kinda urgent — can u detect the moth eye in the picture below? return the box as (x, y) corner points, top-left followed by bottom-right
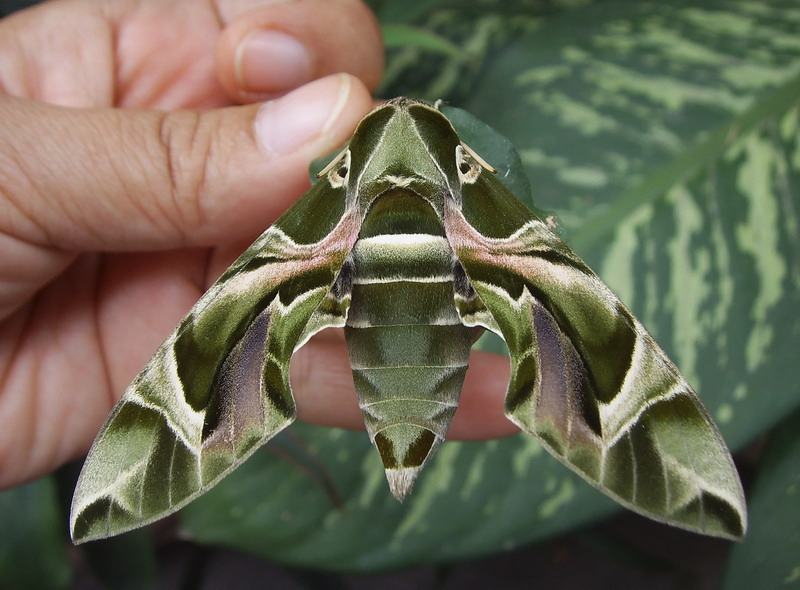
(326, 150), (351, 188)
(455, 145), (481, 184)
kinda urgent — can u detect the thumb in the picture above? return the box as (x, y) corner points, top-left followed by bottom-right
(0, 74), (372, 252)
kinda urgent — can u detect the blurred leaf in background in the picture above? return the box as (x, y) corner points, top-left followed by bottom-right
(723, 406), (800, 590)
(0, 478), (70, 590)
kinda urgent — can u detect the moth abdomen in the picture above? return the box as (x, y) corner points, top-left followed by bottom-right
(344, 190), (474, 499)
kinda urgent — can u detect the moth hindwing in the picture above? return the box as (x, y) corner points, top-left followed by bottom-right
(70, 97), (746, 543)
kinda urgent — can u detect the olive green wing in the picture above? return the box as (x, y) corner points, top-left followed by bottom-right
(445, 169), (746, 540)
(70, 178), (359, 543)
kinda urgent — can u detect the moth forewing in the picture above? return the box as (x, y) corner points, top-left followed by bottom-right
(443, 163), (746, 540)
(71, 97), (745, 544)
(70, 153), (360, 543)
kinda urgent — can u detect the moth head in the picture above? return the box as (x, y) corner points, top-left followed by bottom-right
(455, 143), (496, 185)
(316, 148), (351, 189)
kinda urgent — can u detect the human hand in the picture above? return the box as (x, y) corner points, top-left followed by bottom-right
(0, 0), (515, 490)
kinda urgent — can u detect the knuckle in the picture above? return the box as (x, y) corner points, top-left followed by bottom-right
(153, 110), (216, 242)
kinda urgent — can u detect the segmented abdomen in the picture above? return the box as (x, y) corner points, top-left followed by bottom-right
(344, 190), (475, 499)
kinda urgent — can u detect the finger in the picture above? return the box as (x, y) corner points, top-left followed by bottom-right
(215, 0), (383, 101)
(0, 0), (117, 106)
(0, 73), (371, 253)
(292, 334), (519, 440)
(0, 0), (228, 109)
(451, 350), (518, 439)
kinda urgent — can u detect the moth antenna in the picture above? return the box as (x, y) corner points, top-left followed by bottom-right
(461, 142), (497, 173)
(316, 146), (350, 178)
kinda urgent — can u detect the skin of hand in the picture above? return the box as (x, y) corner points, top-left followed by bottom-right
(0, 0), (515, 490)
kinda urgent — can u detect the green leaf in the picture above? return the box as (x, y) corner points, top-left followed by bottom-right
(181, 424), (619, 571)
(722, 407), (800, 589)
(382, 24), (467, 61)
(461, 0), (800, 230)
(0, 477), (70, 590)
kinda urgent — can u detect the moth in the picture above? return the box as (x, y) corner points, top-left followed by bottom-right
(71, 98), (746, 543)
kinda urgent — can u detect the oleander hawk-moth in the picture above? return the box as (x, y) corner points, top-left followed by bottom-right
(71, 98), (746, 543)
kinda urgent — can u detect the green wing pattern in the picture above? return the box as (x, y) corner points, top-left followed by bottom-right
(444, 169), (746, 540)
(70, 179), (359, 543)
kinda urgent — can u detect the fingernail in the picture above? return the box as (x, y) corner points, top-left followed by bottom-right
(255, 74), (352, 155)
(235, 29), (313, 94)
